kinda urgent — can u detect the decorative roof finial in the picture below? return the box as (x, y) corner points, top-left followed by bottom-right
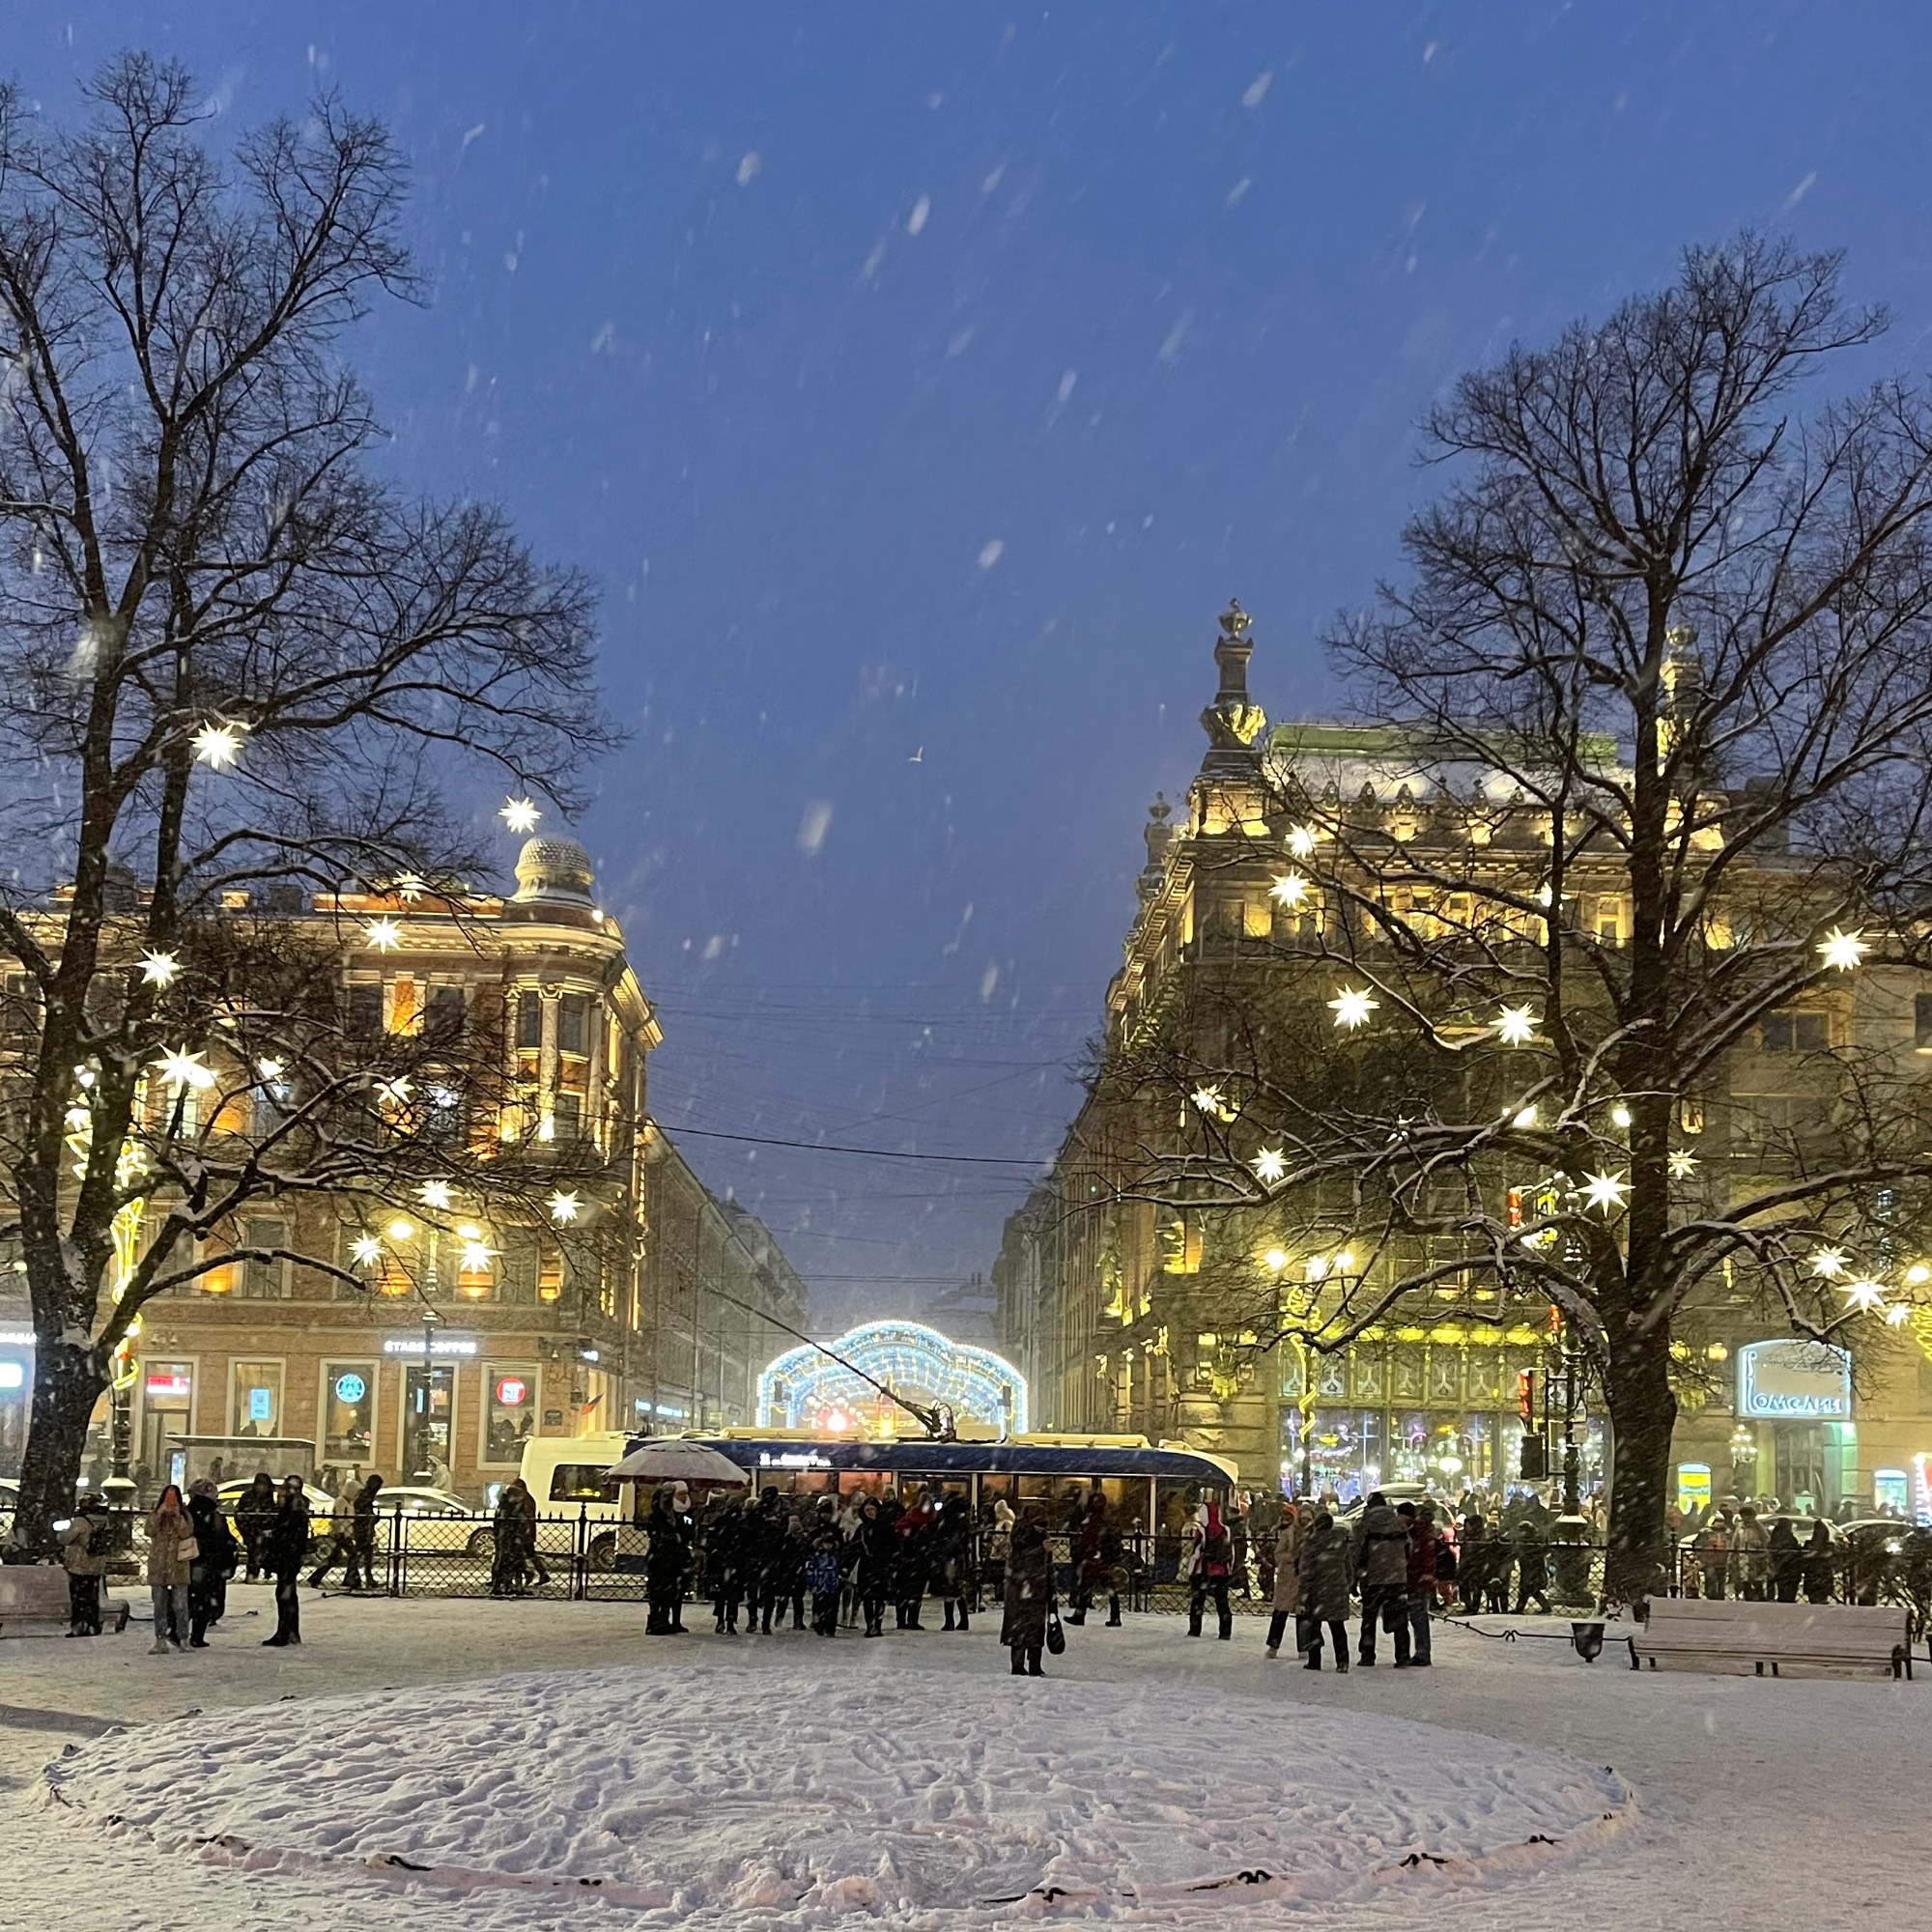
(1201, 598), (1266, 756)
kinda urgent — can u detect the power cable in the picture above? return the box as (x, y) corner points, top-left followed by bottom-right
(666, 1123), (1046, 1166)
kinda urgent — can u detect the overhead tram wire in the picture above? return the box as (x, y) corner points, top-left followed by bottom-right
(666, 1123), (1046, 1166)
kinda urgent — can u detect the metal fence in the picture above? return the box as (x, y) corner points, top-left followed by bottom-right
(189, 1512), (1932, 1639)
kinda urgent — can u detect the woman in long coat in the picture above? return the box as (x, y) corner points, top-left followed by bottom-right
(1001, 1511), (1053, 1676)
(1263, 1501), (1306, 1657)
(1296, 1510), (1355, 1672)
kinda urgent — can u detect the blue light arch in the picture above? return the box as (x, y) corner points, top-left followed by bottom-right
(757, 1321), (1029, 1435)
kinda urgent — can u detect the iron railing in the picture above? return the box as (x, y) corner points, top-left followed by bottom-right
(172, 1511), (1932, 1639)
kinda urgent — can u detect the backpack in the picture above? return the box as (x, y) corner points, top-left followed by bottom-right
(1203, 1527), (1232, 1577)
(1435, 1539), (1458, 1581)
(84, 1514), (112, 1557)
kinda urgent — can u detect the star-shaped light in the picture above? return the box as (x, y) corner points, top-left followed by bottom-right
(1582, 1171), (1628, 1214)
(1269, 871), (1309, 908)
(1842, 1278), (1887, 1313)
(190, 720), (245, 769)
(377, 1075), (413, 1107)
(1495, 1004), (1537, 1046)
(155, 1046), (215, 1093)
(364, 918), (403, 952)
(1808, 1248), (1846, 1279)
(1285, 824), (1319, 860)
(1885, 1302), (1913, 1327)
(139, 951), (179, 987)
(350, 1235), (384, 1267)
(1816, 927), (1867, 972)
(418, 1180), (452, 1210)
(428, 1085), (459, 1110)
(458, 1240), (497, 1275)
(1191, 1084), (1226, 1116)
(1329, 986), (1378, 1030)
(1667, 1149), (1699, 1179)
(547, 1190), (582, 1225)
(500, 796), (542, 834)
(392, 872), (425, 901)
(1251, 1147), (1287, 1186)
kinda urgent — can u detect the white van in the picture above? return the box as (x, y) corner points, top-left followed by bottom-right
(516, 1431), (639, 1566)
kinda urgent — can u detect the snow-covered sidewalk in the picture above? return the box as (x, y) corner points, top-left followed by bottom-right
(1, 1590), (1921, 1929)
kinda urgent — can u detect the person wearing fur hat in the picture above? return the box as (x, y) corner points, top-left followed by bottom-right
(1000, 1507), (1053, 1675)
(644, 1482), (693, 1634)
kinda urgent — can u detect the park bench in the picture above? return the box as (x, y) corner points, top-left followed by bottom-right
(0, 1565), (131, 1637)
(1630, 1596), (1912, 1679)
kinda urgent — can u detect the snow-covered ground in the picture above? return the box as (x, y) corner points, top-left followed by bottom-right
(1, 1588), (1922, 1929)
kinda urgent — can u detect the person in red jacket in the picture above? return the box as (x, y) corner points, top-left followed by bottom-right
(1399, 1501), (1439, 1667)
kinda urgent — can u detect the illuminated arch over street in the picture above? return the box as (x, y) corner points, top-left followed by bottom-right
(757, 1321), (1029, 1434)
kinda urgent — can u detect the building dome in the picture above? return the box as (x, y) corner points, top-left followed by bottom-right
(512, 836), (596, 905)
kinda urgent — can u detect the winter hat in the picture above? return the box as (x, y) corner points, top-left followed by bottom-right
(670, 1482), (690, 1508)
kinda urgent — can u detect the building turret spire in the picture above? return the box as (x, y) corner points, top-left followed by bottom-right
(1200, 598), (1267, 768)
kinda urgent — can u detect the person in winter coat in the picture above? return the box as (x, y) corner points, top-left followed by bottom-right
(892, 1495), (933, 1630)
(1350, 1492), (1409, 1665)
(1729, 1507), (1771, 1601)
(742, 1488), (784, 1634)
(1068, 1492), (1106, 1625)
(930, 1494), (976, 1633)
(185, 1480), (239, 1646)
(806, 1531), (842, 1635)
(1001, 1509), (1053, 1675)
(852, 1497), (897, 1636)
(307, 1487), (357, 1589)
(644, 1484), (693, 1634)
(492, 1481), (535, 1596)
(983, 1494), (1015, 1600)
(146, 1485), (194, 1653)
(263, 1476), (311, 1645)
(706, 1497), (749, 1634)
(1248, 1489), (1284, 1602)
(234, 1471), (278, 1581)
(347, 1473), (385, 1591)
(771, 1515), (811, 1632)
(1186, 1499), (1236, 1639)
(1800, 1521), (1835, 1604)
(1400, 1503), (1439, 1667)
(1692, 1512), (1730, 1600)
(1294, 1511), (1355, 1671)
(1768, 1519), (1803, 1603)
(59, 1495), (111, 1637)
(1263, 1501), (1305, 1656)
(1512, 1519), (1553, 1614)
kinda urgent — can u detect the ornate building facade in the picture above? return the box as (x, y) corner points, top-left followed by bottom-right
(0, 836), (807, 1496)
(996, 609), (1932, 1514)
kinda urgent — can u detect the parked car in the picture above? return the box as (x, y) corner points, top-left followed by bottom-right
(215, 1477), (337, 1558)
(373, 1486), (497, 1561)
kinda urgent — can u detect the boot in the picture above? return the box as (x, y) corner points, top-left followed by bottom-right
(943, 1604), (956, 1632)
(956, 1609), (969, 1633)
(1026, 1647), (1044, 1677)
(1010, 1649), (1026, 1675)
(1335, 1655), (1350, 1673)
(150, 1638), (172, 1655)
(1106, 1597), (1122, 1627)
(1067, 1609), (1086, 1626)
(1304, 1653), (1322, 1670)
(1265, 1644), (1279, 1660)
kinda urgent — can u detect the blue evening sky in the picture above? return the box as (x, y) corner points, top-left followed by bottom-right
(10, 4), (1932, 1327)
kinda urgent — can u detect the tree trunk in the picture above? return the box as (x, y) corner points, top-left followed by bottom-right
(1600, 1324), (1677, 1606)
(8, 1336), (106, 1558)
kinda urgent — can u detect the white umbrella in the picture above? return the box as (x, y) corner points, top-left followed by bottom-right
(606, 1438), (749, 1486)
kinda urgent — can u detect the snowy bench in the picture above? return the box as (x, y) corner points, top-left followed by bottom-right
(0, 1565), (130, 1637)
(1630, 1597), (1912, 1679)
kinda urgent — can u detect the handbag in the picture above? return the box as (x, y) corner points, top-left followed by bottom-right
(178, 1535), (200, 1562)
(1044, 1602), (1065, 1655)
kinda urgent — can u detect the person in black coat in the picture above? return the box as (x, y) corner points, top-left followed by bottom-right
(644, 1484), (692, 1634)
(1768, 1519), (1804, 1603)
(185, 1482), (240, 1646)
(262, 1477), (311, 1647)
(233, 1471), (278, 1582)
(705, 1498), (749, 1634)
(854, 1498), (896, 1637)
(930, 1494), (975, 1633)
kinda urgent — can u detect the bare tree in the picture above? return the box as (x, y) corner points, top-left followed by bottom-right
(1089, 240), (1932, 1601)
(0, 56), (614, 1549)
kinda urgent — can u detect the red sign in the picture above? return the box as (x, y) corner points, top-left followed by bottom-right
(146, 1373), (191, 1400)
(494, 1376), (528, 1407)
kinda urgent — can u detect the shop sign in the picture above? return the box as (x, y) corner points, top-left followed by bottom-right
(144, 1372), (191, 1400)
(543, 1408), (563, 1427)
(495, 1376), (528, 1407)
(1736, 1339), (1851, 1419)
(1676, 1463), (1711, 1512)
(247, 1386), (273, 1423)
(381, 1335), (477, 1356)
(333, 1372), (369, 1405)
